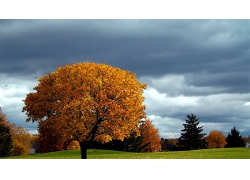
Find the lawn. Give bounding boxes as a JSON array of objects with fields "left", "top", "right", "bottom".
[{"left": 2, "top": 147, "right": 250, "bottom": 159}]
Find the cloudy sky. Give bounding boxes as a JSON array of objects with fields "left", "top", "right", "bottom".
[{"left": 0, "top": 19, "right": 249, "bottom": 138}]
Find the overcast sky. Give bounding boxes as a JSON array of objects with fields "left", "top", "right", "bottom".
[{"left": 0, "top": 19, "right": 249, "bottom": 138}]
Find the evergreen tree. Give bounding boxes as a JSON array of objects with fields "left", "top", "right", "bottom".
[
  {"left": 124, "top": 130, "right": 145, "bottom": 152},
  {"left": 0, "top": 108, "right": 13, "bottom": 157},
  {"left": 0, "top": 124, "right": 13, "bottom": 157},
  {"left": 225, "top": 127, "right": 245, "bottom": 147},
  {"left": 177, "top": 113, "right": 208, "bottom": 150}
]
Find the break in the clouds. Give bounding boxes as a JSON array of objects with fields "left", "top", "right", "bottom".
[
  {"left": 0, "top": 74, "right": 39, "bottom": 133},
  {"left": 0, "top": 19, "right": 249, "bottom": 138}
]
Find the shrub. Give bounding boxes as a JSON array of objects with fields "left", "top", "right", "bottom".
[{"left": 66, "top": 140, "right": 80, "bottom": 150}]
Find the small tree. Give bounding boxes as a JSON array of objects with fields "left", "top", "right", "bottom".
[
  {"left": 123, "top": 130, "right": 144, "bottom": 152},
  {"left": 0, "top": 124, "right": 13, "bottom": 157},
  {"left": 177, "top": 113, "right": 207, "bottom": 150},
  {"left": 225, "top": 127, "right": 245, "bottom": 147},
  {"left": 0, "top": 108, "right": 13, "bottom": 157},
  {"left": 206, "top": 130, "right": 226, "bottom": 148},
  {"left": 10, "top": 124, "right": 32, "bottom": 156},
  {"left": 139, "top": 119, "right": 161, "bottom": 152}
]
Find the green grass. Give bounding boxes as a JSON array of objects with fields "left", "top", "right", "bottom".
[{"left": 2, "top": 148, "right": 250, "bottom": 159}]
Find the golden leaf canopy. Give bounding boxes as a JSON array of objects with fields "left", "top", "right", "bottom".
[{"left": 23, "top": 62, "right": 147, "bottom": 143}]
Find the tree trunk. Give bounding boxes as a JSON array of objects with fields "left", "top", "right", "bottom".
[
  {"left": 79, "top": 142, "right": 88, "bottom": 159},
  {"left": 79, "top": 116, "right": 101, "bottom": 159}
]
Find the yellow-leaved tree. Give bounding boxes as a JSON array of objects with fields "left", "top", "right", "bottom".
[
  {"left": 22, "top": 62, "right": 147, "bottom": 158},
  {"left": 10, "top": 124, "right": 32, "bottom": 156}
]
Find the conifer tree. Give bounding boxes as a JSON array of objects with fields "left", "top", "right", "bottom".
[
  {"left": 225, "top": 127, "right": 245, "bottom": 147},
  {"left": 0, "top": 108, "right": 13, "bottom": 157},
  {"left": 177, "top": 113, "right": 208, "bottom": 150}
]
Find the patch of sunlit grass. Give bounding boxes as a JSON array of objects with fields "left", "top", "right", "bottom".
[{"left": 2, "top": 148, "right": 250, "bottom": 159}]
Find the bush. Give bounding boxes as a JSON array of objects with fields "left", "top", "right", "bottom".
[{"left": 66, "top": 140, "right": 80, "bottom": 150}]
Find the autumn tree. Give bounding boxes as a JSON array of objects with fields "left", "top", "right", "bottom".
[
  {"left": 22, "top": 62, "right": 147, "bottom": 159},
  {"left": 139, "top": 119, "right": 161, "bottom": 152},
  {"left": 177, "top": 113, "right": 208, "bottom": 150},
  {"left": 225, "top": 127, "right": 245, "bottom": 147},
  {"left": 0, "top": 108, "right": 13, "bottom": 157},
  {"left": 10, "top": 124, "right": 32, "bottom": 156},
  {"left": 206, "top": 130, "right": 226, "bottom": 148}
]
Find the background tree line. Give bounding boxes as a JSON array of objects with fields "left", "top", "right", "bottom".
[
  {"left": 160, "top": 114, "right": 246, "bottom": 151},
  {"left": 1, "top": 106, "right": 248, "bottom": 158},
  {"left": 1, "top": 62, "right": 248, "bottom": 158}
]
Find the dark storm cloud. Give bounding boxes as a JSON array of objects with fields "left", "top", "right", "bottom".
[
  {"left": 1, "top": 19, "right": 249, "bottom": 137},
  {"left": 1, "top": 20, "right": 249, "bottom": 77},
  {"left": 185, "top": 71, "right": 250, "bottom": 94}
]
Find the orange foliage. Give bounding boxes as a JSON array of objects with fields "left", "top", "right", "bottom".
[
  {"left": 66, "top": 140, "right": 80, "bottom": 150},
  {"left": 37, "top": 119, "right": 65, "bottom": 153},
  {"left": 139, "top": 119, "right": 161, "bottom": 152},
  {"left": 206, "top": 130, "right": 227, "bottom": 148},
  {"left": 23, "top": 62, "right": 147, "bottom": 157},
  {"left": 9, "top": 124, "right": 32, "bottom": 156}
]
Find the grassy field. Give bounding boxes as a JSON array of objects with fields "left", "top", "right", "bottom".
[{"left": 2, "top": 147, "right": 250, "bottom": 159}]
